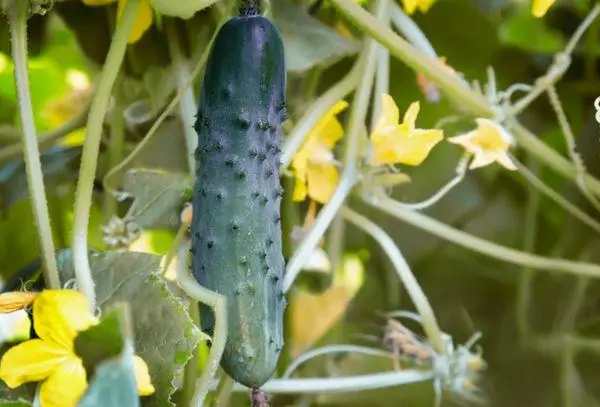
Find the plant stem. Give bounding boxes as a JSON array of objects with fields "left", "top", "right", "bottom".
[
  {"left": 8, "top": 0, "right": 60, "bottom": 289},
  {"left": 342, "top": 207, "right": 444, "bottom": 353},
  {"left": 177, "top": 240, "right": 228, "bottom": 407},
  {"left": 103, "top": 80, "right": 126, "bottom": 222},
  {"left": 283, "top": 0, "right": 386, "bottom": 291},
  {"left": 72, "top": 0, "right": 140, "bottom": 311},
  {"left": 232, "top": 369, "right": 434, "bottom": 393},
  {"left": 364, "top": 193, "right": 600, "bottom": 279}
]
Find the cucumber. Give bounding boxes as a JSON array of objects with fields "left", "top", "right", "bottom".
[{"left": 190, "top": 7, "right": 286, "bottom": 389}]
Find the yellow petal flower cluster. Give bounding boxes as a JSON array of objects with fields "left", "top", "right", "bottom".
[
  {"left": 0, "top": 290, "right": 154, "bottom": 407},
  {"left": 292, "top": 101, "right": 348, "bottom": 204},
  {"left": 401, "top": 0, "right": 556, "bottom": 17},
  {"left": 82, "top": 0, "right": 153, "bottom": 44},
  {"left": 448, "top": 118, "right": 517, "bottom": 171},
  {"left": 369, "top": 94, "right": 443, "bottom": 167}
]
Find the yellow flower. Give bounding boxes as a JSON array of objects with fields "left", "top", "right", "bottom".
[
  {"left": 82, "top": 0, "right": 153, "bottom": 44},
  {"left": 532, "top": 0, "right": 556, "bottom": 17},
  {"left": 369, "top": 94, "right": 443, "bottom": 167},
  {"left": 447, "top": 118, "right": 517, "bottom": 171},
  {"left": 401, "top": 0, "right": 436, "bottom": 14},
  {"left": 292, "top": 100, "right": 348, "bottom": 204},
  {"left": 0, "top": 292, "right": 37, "bottom": 314},
  {"left": 0, "top": 290, "right": 154, "bottom": 407}
]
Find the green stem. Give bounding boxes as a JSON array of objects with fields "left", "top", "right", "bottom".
[
  {"left": 8, "top": 0, "right": 60, "bottom": 289},
  {"left": 177, "top": 240, "right": 227, "bottom": 407},
  {"left": 363, "top": 193, "right": 600, "bottom": 279},
  {"left": 104, "top": 80, "right": 126, "bottom": 222},
  {"left": 512, "top": 156, "right": 600, "bottom": 234},
  {"left": 72, "top": 0, "right": 140, "bottom": 311},
  {"left": 515, "top": 158, "right": 540, "bottom": 339},
  {"left": 330, "top": 0, "right": 600, "bottom": 197},
  {"left": 283, "top": 0, "right": 386, "bottom": 291},
  {"left": 342, "top": 207, "right": 444, "bottom": 353}
]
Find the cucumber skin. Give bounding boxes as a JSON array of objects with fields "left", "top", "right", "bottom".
[{"left": 191, "top": 15, "right": 286, "bottom": 389}]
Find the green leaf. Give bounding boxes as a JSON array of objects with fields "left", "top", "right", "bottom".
[
  {"left": 272, "top": 0, "right": 360, "bottom": 74},
  {"left": 57, "top": 250, "right": 203, "bottom": 407},
  {"left": 0, "top": 402, "right": 32, "bottom": 407},
  {"left": 121, "top": 169, "right": 191, "bottom": 230},
  {"left": 77, "top": 343, "right": 139, "bottom": 407},
  {"left": 0, "top": 375, "right": 34, "bottom": 406},
  {"left": 75, "top": 306, "right": 128, "bottom": 376},
  {"left": 499, "top": 11, "right": 566, "bottom": 54}
]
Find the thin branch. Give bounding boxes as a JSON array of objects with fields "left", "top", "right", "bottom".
[
  {"left": 8, "top": 0, "right": 60, "bottom": 289},
  {"left": 72, "top": 0, "right": 140, "bottom": 310},
  {"left": 363, "top": 193, "right": 600, "bottom": 279}
]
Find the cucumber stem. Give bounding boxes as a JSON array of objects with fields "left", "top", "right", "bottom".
[{"left": 239, "top": 0, "right": 260, "bottom": 15}]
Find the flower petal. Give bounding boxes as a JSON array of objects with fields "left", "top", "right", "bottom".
[
  {"left": 292, "top": 167, "right": 308, "bottom": 202},
  {"left": 495, "top": 152, "right": 518, "bottom": 171},
  {"left": 374, "top": 94, "right": 400, "bottom": 133},
  {"left": 401, "top": 102, "right": 421, "bottom": 131},
  {"left": 308, "top": 100, "right": 348, "bottom": 149},
  {"left": 39, "top": 357, "right": 87, "bottom": 407},
  {"left": 417, "top": 0, "right": 436, "bottom": 12},
  {"left": 133, "top": 356, "right": 155, "bottom": 396},
  {"left": 532, "top": 0, "right": 556, "bottom": 17},
  {"left": 306, "top": 163, "right": 339, "bottom": 204},
  {"left": 0, "top": 339, "right": 69, "bottom": 388},
  {"left": 117, "top": 0, "right": 153, "bottom": 44},
  {"left": 468, "top": 150, "right": 496, "bottom": 170},
  {"left": 402, "top": 0, "right": 418, "bottom": 14},
  {"left": 0, "top": 292, "right": 37, "bottom": 314},
  {"left": 33, "top": 290, "right": 97, "bottom": 349}
]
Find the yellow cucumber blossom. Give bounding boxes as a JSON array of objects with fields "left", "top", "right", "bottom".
[
  {"left": 401, "top": 0, "right": 436, "bottom": 14},
  {"left": 291, "top": 100, "right": 348, "bottom": 204},
  {"left": 82, "top": 0, "right": 153, "bottom": 44},
  {"left": 447, "top": 118, "right": 517, "bottom": 171},
  {"left": 369, "top": 94, "right": 443, "bottom": 167},
  {"left": 0, "top": 290, "right": 154, "bottom": 407},
  {"left": 532, "top": 0, "right": 556, "bottom": 17}
]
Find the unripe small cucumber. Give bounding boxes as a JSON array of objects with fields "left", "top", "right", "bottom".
[{"left": 191, "top": 10, "right": 286, "bottom": 389}]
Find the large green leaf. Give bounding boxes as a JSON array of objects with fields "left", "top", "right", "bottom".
[
  {"left": 57, "top": 250, "right": 203, "bottom": 407},
  {"left": 272, "top": 0, "right": 360, "bottom": 74},
  {"left": 121, "top": 169, "right": 191, "bottom": 231}
]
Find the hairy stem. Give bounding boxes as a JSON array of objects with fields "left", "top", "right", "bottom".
[
  {"left": 233, "top": 369, "right": 434, "bottom": 393},
  {"left": 342, "top": 207, "right": 444, "bottom": 353},
  {"left": 8, "top": 0, "right": 60, "bottom": 289},
  {"left": 72, "top": 0, "right": 140, "bottom": 311},
  {"left": 178, "top": 240, "right": 227, "bottom": 407},
  {"left": 283, "top": 0, "right": 386, "bottom": 291},
  {"left": 103, "top": 80, "right": 125, "bottom": 221},
  {"left": 364, "top": 193, "right": 600, "bottom": 278}
]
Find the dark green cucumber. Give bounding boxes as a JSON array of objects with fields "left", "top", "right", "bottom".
[{"left": 191, "top": 10, "right": 286, "bottom": 389}]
